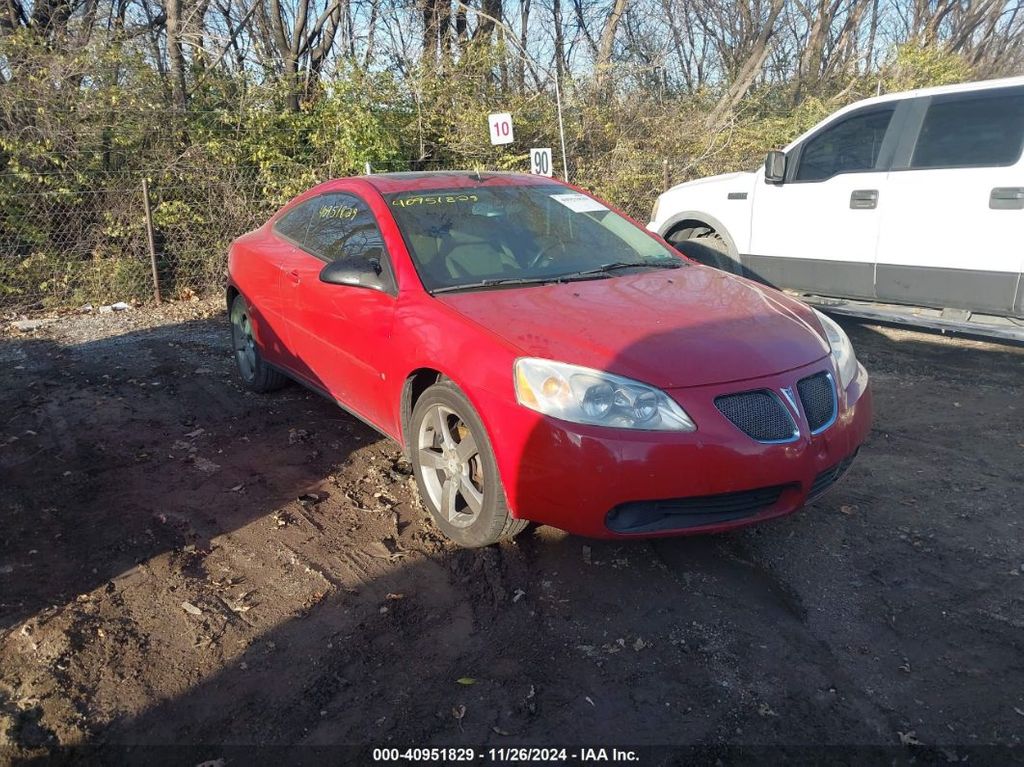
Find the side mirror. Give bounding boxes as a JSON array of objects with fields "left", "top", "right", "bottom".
[
  {"left": 764, "top": 150, "right": 787, "bottom": 184},
  {"left": 319, "top": 246, "right": 391, "bottom": 292}
]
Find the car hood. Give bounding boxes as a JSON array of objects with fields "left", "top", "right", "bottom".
[{"left": 437, "top": 266, "right": 830, "bottom": 389}]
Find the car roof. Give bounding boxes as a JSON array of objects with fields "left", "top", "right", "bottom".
[{"left": 357, "top": 171, "right": 560, "bottom": 194}]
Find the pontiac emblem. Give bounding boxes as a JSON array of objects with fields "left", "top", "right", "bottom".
[{"left": 780, "top": 386, "right": 799, "bottom": 412}]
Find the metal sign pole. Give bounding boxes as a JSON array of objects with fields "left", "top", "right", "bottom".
[{"left": 552, "top": 69, "right": 570, "bottom": 182}]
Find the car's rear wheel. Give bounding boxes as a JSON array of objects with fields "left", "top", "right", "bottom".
[
  {"left": 229, "top": 294, "right": 288, "bottom": 393},
  {"left": 411, "top": 381, "right": 527, "bottom": 547}
]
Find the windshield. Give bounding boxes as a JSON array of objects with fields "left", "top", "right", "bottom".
[{"left": 383, "top": 184, "right": 683, "bottom": 292}]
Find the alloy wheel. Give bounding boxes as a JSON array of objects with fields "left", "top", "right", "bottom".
[
  {"left": 416, "top": 404, "right": 485, "bottom": 528},
  {"left": 231, "top": 303, "right": 257, "bottom": 382}
]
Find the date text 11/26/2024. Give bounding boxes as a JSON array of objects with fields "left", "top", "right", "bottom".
[{"left": 372, "top": 747, "right": 641, "bottom": 762}]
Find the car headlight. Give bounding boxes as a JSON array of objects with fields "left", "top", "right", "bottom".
[
  {"left": 514, "top": 358, "right": 696, "bottom": 431},
  {"left": 813, "top": 309, "right": 859, "bottom": 389}
]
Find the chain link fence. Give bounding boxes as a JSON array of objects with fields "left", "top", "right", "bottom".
[{"left": 0, "top": 153, "right": 681, "bottom": 314}]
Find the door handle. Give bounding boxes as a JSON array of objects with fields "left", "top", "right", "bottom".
[
  {"left": 287, "top": 269, "right": 301, "bottom": 284},
  {"left": 850, "top": 189, "right": 878, "bottom": 210},
  {"left": 990, "top": 187, "right": 1024, "bottom": 210}
]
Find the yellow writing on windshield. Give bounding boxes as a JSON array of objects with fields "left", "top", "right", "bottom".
[{"left": 391, "top": 194, "right": 479, "bottom": 208}]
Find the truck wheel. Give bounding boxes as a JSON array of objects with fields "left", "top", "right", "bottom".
[{"left": 669, "top": 229, "right": 736, "bottom": 273}]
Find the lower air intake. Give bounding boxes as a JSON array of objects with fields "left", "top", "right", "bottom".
[{"left": 607, "top": 484, "right": 791, "bottom": 534}]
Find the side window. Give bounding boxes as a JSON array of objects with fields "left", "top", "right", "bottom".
[
  {"left": 273, "top": 200, "right": 315, "bottom": 243},
  {"left": 304, "top": 192, "right": 397, "bottom": 292},
  {"left": 305, "top": 193, "right": 387, "bottom": 262},
  {"left": 911, "top": 90, "right": 1024, "bottom": 170},
  {"left": 795, "top": 108, "right": 895, "bottom": 182}
]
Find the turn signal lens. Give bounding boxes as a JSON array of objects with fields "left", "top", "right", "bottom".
[{"left": 515, "top": 366, "right": 538, "bottom": 407}]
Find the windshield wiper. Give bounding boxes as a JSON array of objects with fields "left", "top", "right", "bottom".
[
  {"left": 431, "top": 276, "right": 564, "bottom": 294},
  {"left": 430, "top": 261, "right": 679, "bottom": 294},
  {"left": 559, "top": 260, "right": 683, "bottom": 280}
]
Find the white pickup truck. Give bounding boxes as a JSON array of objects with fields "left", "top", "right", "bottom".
[{"left": 648, "top": 76, "right": 1024, "bottom": 327}]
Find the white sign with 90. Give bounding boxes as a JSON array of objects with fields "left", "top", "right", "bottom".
[
  {"left": 488, "top": 112, "right": 514, "bottom": 145},
  {"left": 529, "top": 148, "right": 553, "bottom": 177}
]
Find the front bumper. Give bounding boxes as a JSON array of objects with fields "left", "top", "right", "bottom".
[{"left": 480, "top": 357, "right": 872, "bottom": 539}]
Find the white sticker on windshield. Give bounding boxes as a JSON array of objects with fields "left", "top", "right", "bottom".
[{"left": 550, "top": 193, "right": 608, "bottom": 213}]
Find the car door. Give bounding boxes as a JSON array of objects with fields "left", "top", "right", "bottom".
[
  {"left": 283, "top": 190, "right": 399, "bottom": 429},
  {"left": 253, "top": 199, "right": 316, "bottom": 369},
  {"left": 875, "top": 86, "right": 1024, "bottom": 315},
  {"left": 746, "top": 102, "right": 906, "bottom": 299}
]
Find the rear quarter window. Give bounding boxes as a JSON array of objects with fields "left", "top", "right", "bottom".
[
  {"left": 911, "top": 89, "right": 1024, "bottom": 170},
  {"left": 274, "top": 201, "right": 314, "bottom": 243}
]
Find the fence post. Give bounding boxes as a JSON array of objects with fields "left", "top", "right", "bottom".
[
  {"left": 141, "top": 178, "right": 161, "bottom": 304},
  {"left": 662, "top": 159, "right": 671, "bottom": 192}
]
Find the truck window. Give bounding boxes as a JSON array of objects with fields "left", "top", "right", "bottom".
[
  {"left": 795, "top": 108, "right": 895, "bottom": 182},
  {"left": 910, "top": 89, "right": 1024, "bottom": 170}
]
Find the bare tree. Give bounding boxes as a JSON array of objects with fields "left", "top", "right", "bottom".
[
  {"left": 705, "top": 0, "right": 785, "bottom": 127},
  {"left": 595, "top": 0, "right": 628, "bottom": 84}
]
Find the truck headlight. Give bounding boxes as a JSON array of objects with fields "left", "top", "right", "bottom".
[{"left": 514, "top": 358, "right": 696, "bottom": 431}]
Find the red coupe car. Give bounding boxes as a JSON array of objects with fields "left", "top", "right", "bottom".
[{"left": 227, "top": 172, "right": 871, "bottom": 547}]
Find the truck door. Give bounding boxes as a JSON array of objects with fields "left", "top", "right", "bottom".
[
  {"left": 874, "top": 86, "right": 1024, "bottom": 315},
  {"left": 747, "top": 102, "right": 907, "bottom": 298}
]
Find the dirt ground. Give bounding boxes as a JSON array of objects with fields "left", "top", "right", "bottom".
[{"left": 1, "top": 299, "right": 1023, "bottom": 758}]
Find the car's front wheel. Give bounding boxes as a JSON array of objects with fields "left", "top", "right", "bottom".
[
  {"left": 411, "top": 381, "right": 527, "bottom": 547},
  {"left": 229, "top": 294, "right": 288, "bottom": 393}
]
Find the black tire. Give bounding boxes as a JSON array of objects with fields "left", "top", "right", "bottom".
[
  {"left": 229, "top": 294, "right": 289, "bottom": 393},
  {"left": 410, "top": 380, "right": 527, "bottom": 547},
  {"left": 668, "top": 228, "right": 738, "bottom": 274}
]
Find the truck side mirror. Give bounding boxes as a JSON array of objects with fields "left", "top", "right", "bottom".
[{"left": 764, "top": 151, "right": 787, "bottom": 184}]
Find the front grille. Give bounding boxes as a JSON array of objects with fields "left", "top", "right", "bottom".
[
  {"left": 607, "top": 484, "right": 792, "bottom": 534},
  {"left": 808, "top": 450, "right": 859, "bottom": 501},
  {"left": 715, "top": 390, "right": 796, "bottom": 442},
  {"left": 798, "top": 372, "right": 837, "bottom": 433}
]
